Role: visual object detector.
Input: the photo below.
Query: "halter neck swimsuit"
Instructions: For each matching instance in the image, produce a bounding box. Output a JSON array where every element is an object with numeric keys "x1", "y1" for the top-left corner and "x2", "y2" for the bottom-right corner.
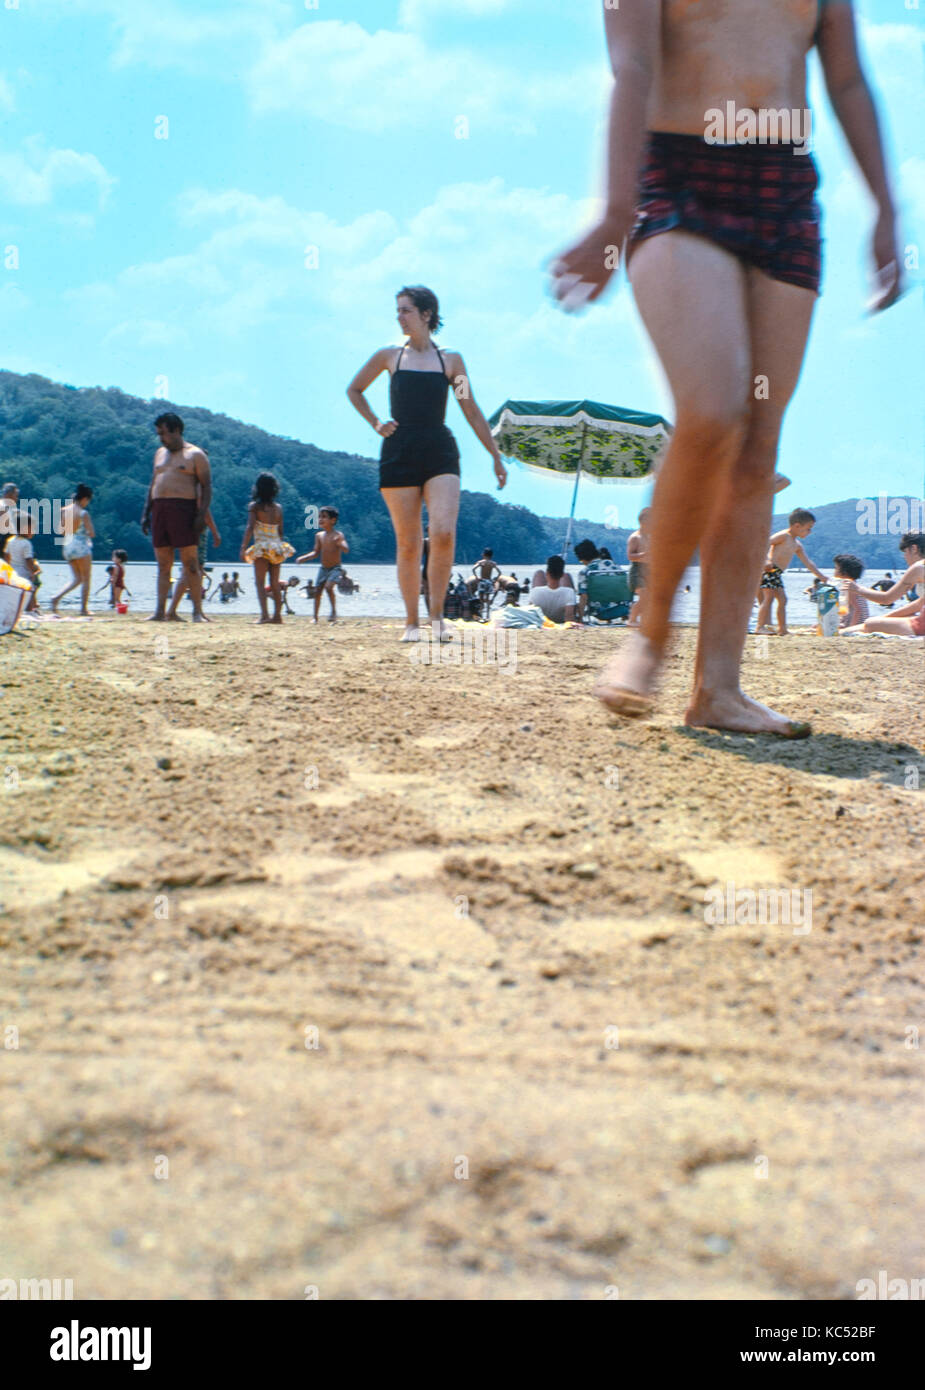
[{"x1": 379, "y1": 343, "x2": 461, "y2": 490}]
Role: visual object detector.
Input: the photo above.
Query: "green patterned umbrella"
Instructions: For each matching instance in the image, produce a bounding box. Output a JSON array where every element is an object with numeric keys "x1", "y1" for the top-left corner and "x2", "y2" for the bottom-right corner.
[{"x1": 489, "y1": 398, "x2": 672, "y2": 554}]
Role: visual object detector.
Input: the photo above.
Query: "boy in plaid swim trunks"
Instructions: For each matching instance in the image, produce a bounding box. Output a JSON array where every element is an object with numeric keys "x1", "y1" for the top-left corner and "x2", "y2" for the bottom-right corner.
[{"x1": 551, "y1": 0, "x2": 902, "y2": 736}]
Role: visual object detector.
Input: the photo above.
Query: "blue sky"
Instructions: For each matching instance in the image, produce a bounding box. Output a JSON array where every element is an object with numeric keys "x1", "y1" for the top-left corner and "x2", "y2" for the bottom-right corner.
[{"x1": 2, "y1": 0, "x2": 922, "y2": 526}]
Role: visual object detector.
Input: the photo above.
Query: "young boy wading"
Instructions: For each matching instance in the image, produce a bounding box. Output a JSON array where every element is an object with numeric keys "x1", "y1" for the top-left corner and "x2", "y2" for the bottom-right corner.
[{"x1": 551, "y1": 0, "x2": 901, "y2": 736}]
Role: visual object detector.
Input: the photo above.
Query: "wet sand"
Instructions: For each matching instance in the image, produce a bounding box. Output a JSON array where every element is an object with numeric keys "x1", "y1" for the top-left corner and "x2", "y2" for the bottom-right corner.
[{"x1": 1, "y1": 615, "x2": 923, "y2": 1299}]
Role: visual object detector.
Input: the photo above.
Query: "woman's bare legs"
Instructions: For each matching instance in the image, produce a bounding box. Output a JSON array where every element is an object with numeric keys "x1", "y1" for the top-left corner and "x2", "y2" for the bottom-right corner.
[
  {"x1": 382, "y1": 487, "x2": 424, "y2": 638},
  {"x1": 595, "y1": 233, "x2": 751, "y2": 713},
  {"x1": 422, "y1": 473, "x2": 461, "y2": 637},
  {"x1": 50, "y1": 556, "x2": 93, "y2": 614},
  {"x1": 686, "y1": 270, "x2": 816, "y2": 734}
]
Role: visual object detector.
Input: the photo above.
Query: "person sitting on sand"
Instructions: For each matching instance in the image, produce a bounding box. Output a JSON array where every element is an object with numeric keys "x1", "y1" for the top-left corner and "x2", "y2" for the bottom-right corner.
[
  {"x1": 574, "y1": 538, "x2": 622, "y2": 622},
  {"x1": 241, "y1": 472, "x2": 296, "y2": 625},
  {"x1": 831, "y1": 553, "x2": 869, "y2": 629},
  {"x1": 756, "y1": 510, "x2": 828, "y2": 636},
  {"x1": 627, "y1": 508, "x2": 651, "y2": 626},
  {"x1": 843, "y1": 532, "x2": 925, "y2": 638},
  {"x1": 297, "y1": 505, "x2": 349, "y2": 624},
  {"x1": 528, "y1": 555, "x2": 578, "y2": 623}
]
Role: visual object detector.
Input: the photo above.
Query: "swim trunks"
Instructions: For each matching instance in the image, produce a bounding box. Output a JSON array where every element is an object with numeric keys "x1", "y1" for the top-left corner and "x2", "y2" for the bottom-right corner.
[
  {"x1": 150, "y1": 497, "x2": 198, "y2": 550},
  {"x1": 628, "y1": 560, "x2": 647, "y2": 594},
  {"x1": 760, "y1": 565, "x2": 786, "y2": 591},
  {"x1": 317, "y1": 565, "x2": 344, "y2": 588},
  {"x1": 628, "y1": 132, "x2": 823, "y2": 295}
]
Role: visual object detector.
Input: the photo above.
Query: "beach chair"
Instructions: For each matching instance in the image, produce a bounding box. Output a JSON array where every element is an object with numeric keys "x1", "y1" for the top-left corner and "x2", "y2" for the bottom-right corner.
[{"x1": 584, "y1": 569, "x2": 632, "y2": 624}]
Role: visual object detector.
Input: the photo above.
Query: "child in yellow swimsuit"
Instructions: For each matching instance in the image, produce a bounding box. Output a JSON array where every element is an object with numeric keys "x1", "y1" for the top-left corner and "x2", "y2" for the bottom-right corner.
[{"x1": 240, "y1": 472, "x2": 295, "y2": 624}]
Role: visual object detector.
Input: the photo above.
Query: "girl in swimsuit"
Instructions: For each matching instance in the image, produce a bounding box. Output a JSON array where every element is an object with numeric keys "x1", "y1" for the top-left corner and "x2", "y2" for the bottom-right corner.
[
  {"x1": 240, "y1": 473, "x2": 295, "y2": 625},
  {"x1": 347, "y1": 286, "x2": 507, "y2": 643},
  {"x1": 51, "y1": 485, "x2": 95, "y2": 616}
]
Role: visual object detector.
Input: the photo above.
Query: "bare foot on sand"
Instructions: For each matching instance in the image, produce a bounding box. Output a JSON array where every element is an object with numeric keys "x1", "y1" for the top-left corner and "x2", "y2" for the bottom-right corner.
[
  {"x1": 254, "y1": 617, "x2": 270, "y2": 625},
  {"x1": 145, "y1": 613, "x2": 165, "y2": 622},
  {"x1": 685, "y1": 689, "x2": 811, "y2": 738},
  {"x1": 399, "y1": 626, "x2": 421, "y2": 643},
  {"x1": 430, "y1": 620, "x2": 454, "y2": 643},
  {"x1": 592, "y1": 633, "x2": 660, "y2": 717}
]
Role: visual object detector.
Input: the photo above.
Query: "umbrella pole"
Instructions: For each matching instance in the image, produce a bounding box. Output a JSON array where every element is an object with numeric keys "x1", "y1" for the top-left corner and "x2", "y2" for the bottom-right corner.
[{"x1": 562, "y1": 422, "x2": 587, "y2": 558}]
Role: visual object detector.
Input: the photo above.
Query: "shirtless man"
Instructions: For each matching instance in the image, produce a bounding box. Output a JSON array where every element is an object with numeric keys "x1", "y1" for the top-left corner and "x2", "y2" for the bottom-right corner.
[
  {"x1": 756, "y1": 508, "x2": 827, "y2": 635},
  {"x1": 141, "y1": 413, "x2": 212, "y2": 622},
  {"x1": 626, "y1": 507, "x2": 651, "y2": 625},
  {"x1": 844, "y1": 532, "x2": 925, "y2": 638},
  {"x1": 468, "y1": 548, "x2": 500, "y2": 597},
  {"x1": 550, "y1": 0, "x2": 901, "y2": 735}
]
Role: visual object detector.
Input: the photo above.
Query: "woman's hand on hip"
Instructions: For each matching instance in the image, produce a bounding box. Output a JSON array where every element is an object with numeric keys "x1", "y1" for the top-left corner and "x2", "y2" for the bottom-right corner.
[{"x1": 375, "y1": 419, "x2": 398, "y2": 438}]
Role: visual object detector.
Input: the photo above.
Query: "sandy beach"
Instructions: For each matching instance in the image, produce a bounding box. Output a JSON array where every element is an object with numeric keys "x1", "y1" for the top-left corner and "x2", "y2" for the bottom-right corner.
[{"x1": 1, "y1": 615, "x2": 922, "y2": 1300}]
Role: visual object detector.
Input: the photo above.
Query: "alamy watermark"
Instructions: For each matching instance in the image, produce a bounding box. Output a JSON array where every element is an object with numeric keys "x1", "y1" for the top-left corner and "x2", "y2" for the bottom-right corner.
[
  {"x1": 0, "y1": 1276, "x2": 75, "y2": 1299},
  {"x1": 409, "y1": 628, "x2": 517, "y2": 673},
  {"x1": 855, "y1": 494, "x2": 925, "y2": 537},
  {"x1": 704, "y1": 103, "x2": 812, "y2": 155},
  {"x1": 704, "y1": 881, "x2": 812, "y2": 934}
]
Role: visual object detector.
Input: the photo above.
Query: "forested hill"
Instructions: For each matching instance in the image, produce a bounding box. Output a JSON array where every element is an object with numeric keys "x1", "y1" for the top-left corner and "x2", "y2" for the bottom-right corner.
[
  {"x1": 0, "y1": 371, "x2": 553, "y2": 564},
  {"x1": 0, "y1": 372, "x2": 917, "y2": 568}
]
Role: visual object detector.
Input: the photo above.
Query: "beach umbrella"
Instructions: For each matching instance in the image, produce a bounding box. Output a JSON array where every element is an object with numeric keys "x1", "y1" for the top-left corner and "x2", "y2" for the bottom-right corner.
[{"x1": 489, "y1": 399, "x2": 672, "y2": 555}]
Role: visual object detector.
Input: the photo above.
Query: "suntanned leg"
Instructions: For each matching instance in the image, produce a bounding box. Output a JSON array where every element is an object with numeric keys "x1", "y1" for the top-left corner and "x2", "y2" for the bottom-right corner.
[
  {"x1": 326, "y1": 583, "x2": 337, "y2": 622},
  {"x1": 777, "y1": 593, "x2": 788, "y2": 636},
  {"x1": 253, "y1": 559, "x2": 270, "y2": 623},
  {"x1": 148, "y1": 547, "x2": 174, "y2": 621},
  {"x1": 756, "y1": 588, "x2": 775, "y2": 630},
  {"x1": 422, "y1": 473, "x2": 461, "y2": 639},
  {"x1": 77, "y1": 556, "x2": 92, "y2": 614},
  {"x1": 594, "y1": 232, "x2": 751, "y2": 715},
  {"x1": 856, "y1": 616, "x2": 917, "y2": 636},
  {"x1": 177, "y1": 544, "x2": 204, "y2": 621},
  {"x1": 269, "y1": 564, "x2": 283, "y2": 623},
  {"x1": 381, "y1": 486, "x2": 425, "y2": 638},
  {"x1": 50, "y1": 561, "x2": 84, "y2": 612},
  {"x1": 686, "y1": 269, "x2": 816, "y2": 735}
]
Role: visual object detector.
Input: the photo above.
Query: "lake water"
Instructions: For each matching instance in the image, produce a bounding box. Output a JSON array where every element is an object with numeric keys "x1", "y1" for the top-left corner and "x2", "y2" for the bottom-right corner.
[{"x1": 29, "y1": 561, "x2": 903, "y2": 627}]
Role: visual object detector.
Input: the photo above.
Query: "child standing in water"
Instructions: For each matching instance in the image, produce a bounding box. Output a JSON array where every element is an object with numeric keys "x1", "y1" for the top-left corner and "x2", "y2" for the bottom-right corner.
[
  {"x1": 297, "y1": 506, "x2": 349, "y2": 623},
  {"x1": 756, "y1": 508, "x2": 828, "y2": 635},
  {"x1": 550, "y1": 0, "x2": 901, "y2": 734},
  {"x1": 240, "y1": 473, "x2": 295, "y2": 624}
]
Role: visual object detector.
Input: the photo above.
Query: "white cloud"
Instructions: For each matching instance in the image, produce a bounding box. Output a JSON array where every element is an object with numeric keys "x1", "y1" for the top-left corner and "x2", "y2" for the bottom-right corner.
[
  {"x1": 60, "y1": 176, "x2": 662, "y2": 426},
  {"x1": 0, "y1": 137, "x2": 115, "y2": 208},
  {"x1": 249, "y1": 19, "x2": 600, "y2": 133}
]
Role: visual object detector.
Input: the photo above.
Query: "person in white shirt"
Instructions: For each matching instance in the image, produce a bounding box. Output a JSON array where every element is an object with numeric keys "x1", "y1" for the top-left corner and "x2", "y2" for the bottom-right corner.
[
  {"x1": 5, "y1": 513, "x2": 41, "y2": 612},
  {"x1": 528, "y1": 554, "x2": 577, "y2": 622}
]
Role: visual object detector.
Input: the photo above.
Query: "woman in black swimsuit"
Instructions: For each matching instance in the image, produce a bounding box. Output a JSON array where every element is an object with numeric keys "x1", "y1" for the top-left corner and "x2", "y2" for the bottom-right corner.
[{"x1": 347, "y1": 286, "x2": 507, "y2": 642}]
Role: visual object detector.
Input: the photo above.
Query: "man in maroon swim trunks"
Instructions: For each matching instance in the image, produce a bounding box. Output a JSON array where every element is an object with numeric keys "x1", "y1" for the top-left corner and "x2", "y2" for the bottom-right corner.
[
  {"x1": 141, "y1": 412, "x2": 212, "y2": 622},
  {"x1": 550, "y1": 0, "x2": 902, "y2": 737}
]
